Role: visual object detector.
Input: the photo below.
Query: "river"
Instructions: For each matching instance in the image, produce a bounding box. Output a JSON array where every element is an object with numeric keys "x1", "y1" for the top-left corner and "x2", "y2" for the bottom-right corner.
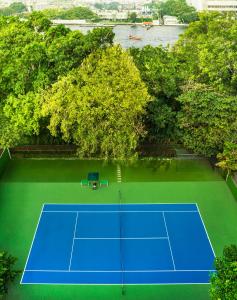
[{"x1": 67, "y1": 24, "x2": 186, "y2": 48}]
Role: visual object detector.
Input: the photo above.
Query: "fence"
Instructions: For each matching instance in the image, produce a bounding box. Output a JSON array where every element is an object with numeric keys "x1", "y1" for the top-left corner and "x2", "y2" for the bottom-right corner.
[
  {"x1": 0, "y1": 149, "x2": 11, "y2": 177},
  {"x1": 10, "y1": 145, "x2": 77, "y2": 158},
  {"x1": 227, "y1": 175, "x2": 237, "y2": 201}
]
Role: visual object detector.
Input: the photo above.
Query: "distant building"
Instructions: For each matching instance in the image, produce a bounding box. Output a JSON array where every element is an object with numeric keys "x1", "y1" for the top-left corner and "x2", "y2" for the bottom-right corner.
[
  {"x1": 153, "y1": 19, "x2": 161, "y2": 25},
  {"x1": 163, "y1": 15, "x2": 180, "y2": 25},
  {"x1": 141, "y1": 4, "x2": 152, "y2": 17},
  {"x1": 52, "y1": 19, "x2": 87, "y2": 25},
  {"x1": 205, "y1": 0, "x2": 237, "y2": 11},
  {"x1": 96, "y1": 9, "x2": 128, "y2": 20},
  {"x1": 0, "y1": 0, "x2": 14, "y2": 8},
  {"x1": 187, "y1": 0, "x2": 237, "y2": 12},
  {"x1": 187, "y1": 0, "x2": 206, "y2": 10}
]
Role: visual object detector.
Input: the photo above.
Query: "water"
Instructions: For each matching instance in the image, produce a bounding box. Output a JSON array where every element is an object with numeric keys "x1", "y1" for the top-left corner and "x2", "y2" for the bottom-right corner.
[{"x1": 67, "y1": 24, "x2": 186, "y2": 48}]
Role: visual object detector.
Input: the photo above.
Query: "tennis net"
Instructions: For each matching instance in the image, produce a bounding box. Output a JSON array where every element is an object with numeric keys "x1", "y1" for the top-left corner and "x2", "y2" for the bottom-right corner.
[{"x1": 118, "y1": 190, "x2": 125, "y2": 295}]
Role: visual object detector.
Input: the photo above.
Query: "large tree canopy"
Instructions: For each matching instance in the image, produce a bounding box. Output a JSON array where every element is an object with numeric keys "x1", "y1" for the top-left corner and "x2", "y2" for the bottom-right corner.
[
  {"x1": 0, "y1": 14, "x2": 114, "y2": 101},
  {"x1": 130, "y1": 46, "x2": 180, "y2": 142},
  {"x1": 177, "y1": 84, "x2": 237, "y2": 157},
  {"x1": 42, "y1": 46, "x2": 150, "y2": 159},
  {"x1": 1, "y1": 12, "x2": 237, "y2": 161},
  {"x1": 0, "y1": 15, "x2": 114, "y2": 148},
  {"x1": 174, "y1": 12, "x2": 237, "y2": 93},
  {"x1": 156, "y1": 0, "x2": 198, "y2": 23}
]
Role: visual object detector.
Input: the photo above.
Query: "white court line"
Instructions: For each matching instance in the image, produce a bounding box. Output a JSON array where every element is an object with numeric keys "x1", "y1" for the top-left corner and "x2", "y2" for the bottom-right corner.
[
  {"x1": 74, "y1": 237, "x2": 168, "y2": 240},
  {"x1": 20, "y1": 205, "x2": 45, "y2": 284},
  {"x1": 162, "y1": 212, "x2": 176, "y2": 270},
  {"x1": 25, "y1": 269, "x2": 216, "y2": 273},
  {"x1": 42, "y1": 210, "x2": 198, "y2": 213},
  {"x1": 69, "y1": 212, "x2": 79, "y2": 271},
  {"x1": 43, "y1": 203, "x2": 198, "y2": 205},
  {"x1": 21, "y1": 282, "x2": 212, "y2": 286},
  {"x1": 196, "y1": 204, "x2": 216, "y2": 257},
  {"x1": 22, "y1": 203, "x2": 215, "y2": 286}
]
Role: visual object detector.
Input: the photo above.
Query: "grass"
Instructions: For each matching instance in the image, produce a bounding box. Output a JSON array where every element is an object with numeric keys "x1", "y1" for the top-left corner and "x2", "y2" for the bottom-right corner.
[{"x1": 0, "y1": 158, "x2": 237, "y2": 300}]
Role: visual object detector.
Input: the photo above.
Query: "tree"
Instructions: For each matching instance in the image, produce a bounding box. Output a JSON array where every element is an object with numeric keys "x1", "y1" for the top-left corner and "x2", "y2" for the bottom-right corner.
[
  {"x1": 210, "y1": 245, "x2": 237, "y2": 299},
  {"x1": 0, "y1": 16, "x2": 114, "y2": 101},
  {"x1": 174, "y1": 12, "x2": 237, "y2": 94},
  {"x1": 27, "y1": 11, "x2": 52, "y2": 32},
  {"x1": 0, "y1": 2, "x2": 27, "y2": 16},
  {"x1": 216, "y1": 142, "x2": 237, "y2": 180},
  {"x1": 94, "y1": 2, "x2": 120, "y2": 10},
  {"x1": 129, "y1": 12, "x2": 137, "y2": 23},
  {"x1": 0, "y1": 16, "x2": 47, "y2": 99},
  {"x1": 83, "y1": 27, "x2": 114, "y2": 53},
  {"x1": 9, "y1": 2, "x2": 27, "y2": 14},
  {"x1": 0, "y1": 251, "x2": 20, "y2": 297},
  {"x1": 130, "y1": 46, "x2": 180, "y2": 142},
  {"x1": 45, "y1": 26, "x2": 114, "y2": 80},
  {"x1": 177, "y1": 84, "x2": 237, "y2": 156},
  {"x1": 105, "y1": 2, "x2": 120, "y2": 10},
  {"x1": 130, "y1": 46, "x2": 180, "y2": 99},
  {"x1": 45, "y1": 6, "x2": 99, "y2": 21},
  {"x1": 0, "y1": 108, "x2": 22, "y2": 148},
  {"x1": 0, "y1": 15, "x2": 115, "y2": 148},
  {"x1": 158, "y1": 0, "x2": 198, "y2": 23},
  {"x1": 42, "y1": 45, "x2": 150, "y2": 159}
]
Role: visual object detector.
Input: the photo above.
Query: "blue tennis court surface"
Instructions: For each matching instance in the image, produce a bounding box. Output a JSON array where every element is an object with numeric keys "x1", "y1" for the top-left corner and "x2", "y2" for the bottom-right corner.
[{"x1": 21, "y1": 203, "x2": 216, "y2": 285}]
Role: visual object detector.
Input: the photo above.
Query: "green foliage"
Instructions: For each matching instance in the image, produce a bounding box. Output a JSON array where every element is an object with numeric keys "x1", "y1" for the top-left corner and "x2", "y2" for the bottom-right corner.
[
  {"x1": 157, "y1": 0, "x2": 198, "y2": 23},
  {"x1": 217, "y1": 142, "x2": 237, "y2": 179},
  {"x1": 42, "y1": 45, "x2": 150, "y2": 159},
  {"x1": 129, "y1": 12, "x2": 138, "y2": 23},
  {"x1": 0, "y1": 11, "x2": 236, "y2": 160},
  {"x1": 0, "y1": 15, "x2": 114, "y2": 148},
  {"x1": 130, "y1": 46, "x2": 180, "y2": 142},
  {"x1": 0, "y1": 251, "x2": 20, "y2": 297},
  {"x1": 83, "y1": 27, "x2": 115, "y2": 52},
  {"x1": 0, "y1": 107, "x2": 22, "y2": 148},
  {"x1": 0, "y1": 91, "x2": 42, "y2": 148},
  {"x1": 0, "y1": 2, "x2": 27, "y2": 16},
  {"x1": 149, "y1": 2, "x2": 160, "y2": 19},
  {"x1": 174, "y1": 12, "x2": 237, "y2": 93},
  {"x1": 0, "y1": 16, "x2": 113, "y2": 100},
  {"x1": 8, "y1": 2, "x2": 26, "y2": 13},
  {"x1": 26, "y1": 11, "x2": 52, "y2": 32},
  {"x1": 130, "y1": 46, "x2": 180, "y2": 99},
  {"x1": 41, "y1": 6, "x2": 99, "y2": 21},
  {"x1": 94, "y1": 2, "x2": 120, "y2": 10},
  {"x1": 210, "y1": 245, "x2": 237, "y2": 300},
  {"x1": 0, "y1": 16, "x2": 46, "y2": 98},
  {"x1": 4, "y1": 92, "x2": 41, "y2": 134},
  {"x1": 177, "y1": 84, "x2": 237, "y2": 156},
  {"x1": 145, "y1": 99, "x2": 177, "y2": 142}
]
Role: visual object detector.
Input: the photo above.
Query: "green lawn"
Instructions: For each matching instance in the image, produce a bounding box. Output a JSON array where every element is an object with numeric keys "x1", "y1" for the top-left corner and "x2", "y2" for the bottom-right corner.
[{"x1": 0, "y1": 159, "x2": 237, "y2": 300}]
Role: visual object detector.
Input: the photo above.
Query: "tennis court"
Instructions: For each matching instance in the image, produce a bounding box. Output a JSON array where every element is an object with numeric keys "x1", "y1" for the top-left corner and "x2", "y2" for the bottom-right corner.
[{"x1": 21, "y1": 203, "x2": 215, "y2": 285}]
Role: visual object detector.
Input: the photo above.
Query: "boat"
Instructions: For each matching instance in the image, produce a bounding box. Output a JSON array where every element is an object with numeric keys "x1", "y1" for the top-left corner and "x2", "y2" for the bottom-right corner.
[
  {"x1": 142, "y1": 21, "x2": 153, "y2": 29},
  {"x1": 129, "y1": 34, "x2": 142, "y2": 41}
]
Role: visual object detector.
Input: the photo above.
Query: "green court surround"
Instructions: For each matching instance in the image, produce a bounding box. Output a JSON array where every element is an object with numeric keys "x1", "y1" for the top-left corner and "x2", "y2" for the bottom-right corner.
[{"x1": 0, "y1": 158, "x2": 237, "y2": 300}]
